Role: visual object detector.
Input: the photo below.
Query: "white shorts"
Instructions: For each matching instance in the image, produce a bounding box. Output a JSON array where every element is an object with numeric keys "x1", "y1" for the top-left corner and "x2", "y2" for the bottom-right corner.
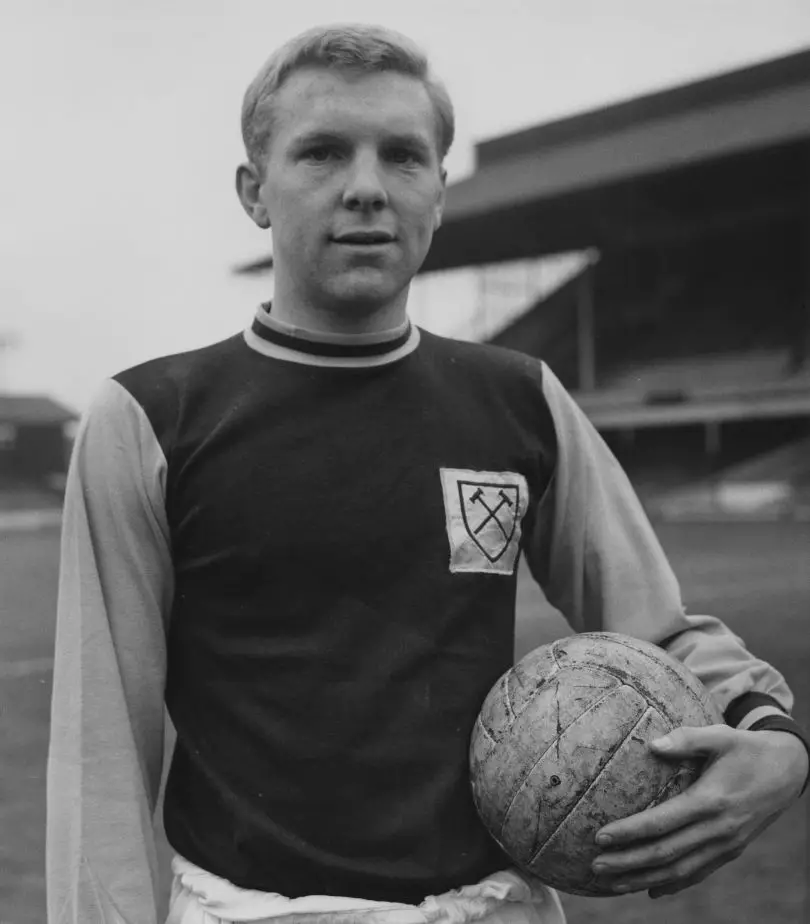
[{"x1": 165, "y1": 854, "x2": 567, "y2": 924}]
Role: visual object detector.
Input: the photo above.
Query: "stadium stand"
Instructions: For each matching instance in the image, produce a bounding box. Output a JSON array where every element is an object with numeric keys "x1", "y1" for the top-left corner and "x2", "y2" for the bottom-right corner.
[{"x1": 437, "y1": 50, "x2": 810, "y2": 518}]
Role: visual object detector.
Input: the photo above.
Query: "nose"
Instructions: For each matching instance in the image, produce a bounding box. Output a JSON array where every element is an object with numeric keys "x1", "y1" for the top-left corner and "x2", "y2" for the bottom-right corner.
[{"x1": 342, "y1": 151, "x2": 388, "y2": 212}]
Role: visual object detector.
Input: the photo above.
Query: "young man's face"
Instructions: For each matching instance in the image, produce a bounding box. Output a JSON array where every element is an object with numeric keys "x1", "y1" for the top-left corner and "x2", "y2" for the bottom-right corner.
[{"x1": 239, "y1": 67, "x2": 447, "y2": 321}]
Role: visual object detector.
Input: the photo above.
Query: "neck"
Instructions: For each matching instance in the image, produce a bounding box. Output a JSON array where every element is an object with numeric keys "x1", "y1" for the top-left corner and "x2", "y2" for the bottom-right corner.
[
  {"x1": 247, "y1": 302, "x2": 419, "y2": 366},
  {"x1": 270, "y1": 277, "x2": 410, "y2": 337}
]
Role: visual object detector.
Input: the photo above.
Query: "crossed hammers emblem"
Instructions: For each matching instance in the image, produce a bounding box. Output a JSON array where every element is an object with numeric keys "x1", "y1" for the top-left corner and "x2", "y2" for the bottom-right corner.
[{"x1": 469, "y1": 486, "x2": 514, "y2": 539}]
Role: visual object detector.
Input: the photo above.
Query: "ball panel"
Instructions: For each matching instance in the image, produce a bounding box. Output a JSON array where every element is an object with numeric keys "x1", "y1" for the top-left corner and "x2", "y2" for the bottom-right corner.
[
  {"x1": 526, "y1": 705, "x2": 696, "y2": 895},
  {"x1": 469, "y1": 717, "x2": 502, "y2": 833},
  {"x1": 477, "y1": 673, "x2": 516, "y2": 741},
  {"x1": 559, "y1": 636, "x2": 701, "y2": 711},
  {"x1": 556, "y1": 634, "x2": 722, "y2": 726},
  {"x1": 508, "y1": 662, "x2": 619, "y2": 725},
  {"x1": 471, "y1": 666, "x2": 622, "y2": 834},
  {"x1": 505, "y1": 643, "x2": 560, "y2": 717},
  {"x1": 499, "y1": 684, "x2": 649, "y2": 864}
]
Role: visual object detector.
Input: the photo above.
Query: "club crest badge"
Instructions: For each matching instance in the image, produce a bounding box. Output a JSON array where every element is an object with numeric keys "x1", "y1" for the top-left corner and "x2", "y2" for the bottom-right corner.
[{"x1": 440, "y1": 468, "x2": 529, "y2": 574}]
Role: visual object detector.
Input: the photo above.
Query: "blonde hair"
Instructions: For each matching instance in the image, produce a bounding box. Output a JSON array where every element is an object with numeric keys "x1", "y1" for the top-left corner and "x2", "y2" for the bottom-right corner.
[{"x1": 241, "y1": 23, "x2": 455, "y2": 172}]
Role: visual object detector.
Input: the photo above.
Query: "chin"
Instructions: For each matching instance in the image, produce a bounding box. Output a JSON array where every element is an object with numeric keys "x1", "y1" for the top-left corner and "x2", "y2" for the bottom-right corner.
[{"x1": 324, "y1": 275, "x2": 404, "y2": 313}]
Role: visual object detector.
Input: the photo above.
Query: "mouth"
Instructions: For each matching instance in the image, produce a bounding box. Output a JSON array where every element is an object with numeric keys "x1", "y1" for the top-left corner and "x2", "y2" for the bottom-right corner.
[{"x1": 332, "y1": 232, "x2": 396, "y2": 246}]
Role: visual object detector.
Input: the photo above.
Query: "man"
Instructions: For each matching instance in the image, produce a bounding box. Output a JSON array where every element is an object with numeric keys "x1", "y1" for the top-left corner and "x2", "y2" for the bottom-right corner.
[{"x1": 46, "y1": 22, "x2": 808, "y2": 924}]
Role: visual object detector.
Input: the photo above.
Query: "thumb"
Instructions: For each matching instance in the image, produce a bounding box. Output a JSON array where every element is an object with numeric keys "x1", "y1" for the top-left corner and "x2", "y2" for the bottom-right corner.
[{"x1": 651, "y1": 723, "x2": 734, "y2": 758}]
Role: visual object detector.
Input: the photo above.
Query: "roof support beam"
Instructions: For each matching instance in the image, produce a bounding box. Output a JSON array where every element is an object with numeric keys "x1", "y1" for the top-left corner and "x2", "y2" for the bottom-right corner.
[
  {"x1": 803, "y1": 159, "x2": 810, "y2": 369},
  {"x1": 576, "y1": 263, "x2": 596, "y2": 391}
]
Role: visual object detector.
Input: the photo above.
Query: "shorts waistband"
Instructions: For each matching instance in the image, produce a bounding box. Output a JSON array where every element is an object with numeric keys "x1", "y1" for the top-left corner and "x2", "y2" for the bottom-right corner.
[{"x1": 167, "y1": 854, "x2": 566, "y2": 924}]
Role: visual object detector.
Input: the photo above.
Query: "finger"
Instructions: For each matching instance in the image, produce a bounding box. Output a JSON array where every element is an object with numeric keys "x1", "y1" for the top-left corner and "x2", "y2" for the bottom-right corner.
[
  {"x1": 649, "y1": 724, "x2": 736, "y2": 761},
  {"x1": 648, "y1": 853, "x2": 735, "y2": 899},
  {"x1": 606, "y1": 840, "x2": 741, "y2": 894},
  {"x1": 593, "y1": 817, "x2": 722, "y2": 875},
  {"x1": 597, "y1": 788, "x2": 713, "y2": 846}
]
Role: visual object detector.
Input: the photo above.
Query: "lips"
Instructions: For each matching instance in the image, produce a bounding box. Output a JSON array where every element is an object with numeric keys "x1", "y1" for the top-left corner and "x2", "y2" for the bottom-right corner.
[{"x1": 333, "y1": 231, "x2": 395, "y2": 244}]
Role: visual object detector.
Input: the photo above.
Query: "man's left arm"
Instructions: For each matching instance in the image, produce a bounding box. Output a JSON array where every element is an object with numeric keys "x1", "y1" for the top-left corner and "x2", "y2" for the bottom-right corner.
[{"x1": 524, "y1": 362, "x2": 809, "y2": 898}]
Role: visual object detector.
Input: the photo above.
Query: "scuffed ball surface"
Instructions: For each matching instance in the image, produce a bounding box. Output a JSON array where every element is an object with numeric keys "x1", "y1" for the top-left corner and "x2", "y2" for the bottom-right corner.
[{"x1": 470, "y1": 632, "x2": 723, "y2": 896}]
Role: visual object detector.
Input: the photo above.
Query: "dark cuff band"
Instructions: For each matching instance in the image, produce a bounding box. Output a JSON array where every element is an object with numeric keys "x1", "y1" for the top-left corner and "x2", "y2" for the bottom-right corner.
[{"x1": 724, "y1": 691, "x2": 786, "y2": 728}]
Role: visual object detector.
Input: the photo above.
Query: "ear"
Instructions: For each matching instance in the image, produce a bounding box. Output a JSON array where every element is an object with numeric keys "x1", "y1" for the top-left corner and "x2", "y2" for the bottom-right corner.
[
  {"x1": 433, "y1": 167, "x2": 447, "y2": 232},
  {"x1": 235, "y1": 162, "x2": 271, "y2": 229}
]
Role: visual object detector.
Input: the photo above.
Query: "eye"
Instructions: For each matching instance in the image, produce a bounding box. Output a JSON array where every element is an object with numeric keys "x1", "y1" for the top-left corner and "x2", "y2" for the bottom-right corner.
[
  {"x1": 388, "y1": 147, "x2": 423, "y2": 166},
  {"x1": 303, "y1": 146, "x2": 338, "y2": 163}
]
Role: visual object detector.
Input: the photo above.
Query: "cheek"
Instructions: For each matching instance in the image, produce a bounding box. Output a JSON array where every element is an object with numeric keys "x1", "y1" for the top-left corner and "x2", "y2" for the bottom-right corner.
[
  {"x1": 262, "y1": 179, "x2": 321, "y2": 238},
  {"x1": 400, "y1": 193, "x2": 441, "y2": 245},
  {"x1": 270, "y1": 201, "x2": 316, "y2": 248}
]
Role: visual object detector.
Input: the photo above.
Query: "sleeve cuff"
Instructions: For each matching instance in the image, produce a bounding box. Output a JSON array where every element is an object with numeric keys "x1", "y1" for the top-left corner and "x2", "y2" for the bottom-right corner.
[
  {"x1": 736, "y1": 705, "x2": 790, "y2": 731},
  {"x1": 723, "y1": 691, "x2": 788, "y2": 728}
]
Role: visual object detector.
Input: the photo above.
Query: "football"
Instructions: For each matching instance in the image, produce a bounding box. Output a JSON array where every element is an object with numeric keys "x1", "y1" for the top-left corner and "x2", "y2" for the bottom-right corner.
[{"x1": 469, "y1": 632, "x2": 723, "y2": 896}]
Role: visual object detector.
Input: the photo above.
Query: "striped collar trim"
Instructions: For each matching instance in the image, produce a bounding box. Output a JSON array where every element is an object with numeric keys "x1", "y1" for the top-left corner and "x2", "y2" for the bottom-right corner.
[{"x1": 244, "y1": 303, "x2": 420, "y2": 367}]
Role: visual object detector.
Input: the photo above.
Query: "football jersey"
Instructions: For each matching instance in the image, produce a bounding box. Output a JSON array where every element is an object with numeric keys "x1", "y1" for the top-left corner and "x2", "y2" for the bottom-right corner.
[{"x1": 46, "y1": 304, "x2": 802, "y2": 924}]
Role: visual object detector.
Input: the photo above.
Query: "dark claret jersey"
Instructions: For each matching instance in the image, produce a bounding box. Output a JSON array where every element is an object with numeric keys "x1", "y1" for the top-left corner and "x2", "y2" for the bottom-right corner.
[{"x1": 47, "y1": 305, "x2": 802, "y2": 924}]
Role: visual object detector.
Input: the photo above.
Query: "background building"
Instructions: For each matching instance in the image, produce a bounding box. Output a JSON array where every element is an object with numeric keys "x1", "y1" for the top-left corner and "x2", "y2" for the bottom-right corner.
[
  {"x1": 426, "y1": 48, "x2": 810, "y2": 518},
  {"x1": 0, "y1": 395, "x2": 75, "y2": 508}
]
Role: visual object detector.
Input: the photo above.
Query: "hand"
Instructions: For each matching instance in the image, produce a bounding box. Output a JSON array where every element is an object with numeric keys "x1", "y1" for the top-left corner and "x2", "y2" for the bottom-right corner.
[{"x1": 590, "y1": 724, "x2": 809, "y2": 899}]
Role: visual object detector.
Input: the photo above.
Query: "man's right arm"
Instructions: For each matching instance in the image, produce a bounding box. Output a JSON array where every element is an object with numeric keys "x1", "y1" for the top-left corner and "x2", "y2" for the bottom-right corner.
[{"x1": 46, "y1": 378, "x2": 174, "y2": 924}]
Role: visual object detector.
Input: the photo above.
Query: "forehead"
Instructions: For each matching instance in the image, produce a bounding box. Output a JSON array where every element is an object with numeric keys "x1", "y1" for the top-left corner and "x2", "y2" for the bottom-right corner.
[{"x1": 268, "y1": 67, "x2": 438, "y2": 150}]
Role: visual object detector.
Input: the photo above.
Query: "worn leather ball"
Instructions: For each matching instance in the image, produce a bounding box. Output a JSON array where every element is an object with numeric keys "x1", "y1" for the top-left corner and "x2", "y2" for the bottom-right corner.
[{"x1": 469, "y1": 632, "x2": 723, "y2": 896}]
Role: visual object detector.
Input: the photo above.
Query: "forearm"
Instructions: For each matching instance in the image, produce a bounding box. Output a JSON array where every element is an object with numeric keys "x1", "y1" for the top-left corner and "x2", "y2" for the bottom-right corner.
[
  {"x1": 660, "y1": 615, "x2": 793, "y2": 716},
  {"x1": 47, "y1": 570, "x2": 166, "y2": 923}
]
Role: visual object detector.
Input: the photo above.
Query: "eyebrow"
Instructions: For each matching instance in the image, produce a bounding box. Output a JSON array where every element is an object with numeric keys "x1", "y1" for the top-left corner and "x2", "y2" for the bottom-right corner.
[{"x1": 291, "y1": 130, "x2": 434, "y2": 156}]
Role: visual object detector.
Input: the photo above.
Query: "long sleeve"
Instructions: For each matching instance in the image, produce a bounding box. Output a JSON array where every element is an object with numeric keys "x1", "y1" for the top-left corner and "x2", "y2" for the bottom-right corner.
[
  {"x1": 46, "y1": 378, "x2": 174, "y2": 924},
  {"x1": 524, "y1": 363, "x2": 795, "y2": 720}
]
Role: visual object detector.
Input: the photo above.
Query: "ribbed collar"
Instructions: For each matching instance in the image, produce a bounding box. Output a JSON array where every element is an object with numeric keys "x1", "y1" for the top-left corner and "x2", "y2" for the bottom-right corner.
[{"x1": 243, "y1": 302, "x2": 421, "y2": 368}]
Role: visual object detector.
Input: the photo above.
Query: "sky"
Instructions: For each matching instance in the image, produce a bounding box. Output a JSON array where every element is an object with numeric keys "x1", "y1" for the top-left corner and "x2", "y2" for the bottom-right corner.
[{"x1": 2, "y1": 0, "x2": 810, "y2": 413}]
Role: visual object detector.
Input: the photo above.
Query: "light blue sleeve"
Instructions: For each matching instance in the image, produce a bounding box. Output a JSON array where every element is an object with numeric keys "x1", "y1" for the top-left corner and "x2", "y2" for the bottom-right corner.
[{"x1": 46, "y1": 378, "x2": 173, "y2": 924}]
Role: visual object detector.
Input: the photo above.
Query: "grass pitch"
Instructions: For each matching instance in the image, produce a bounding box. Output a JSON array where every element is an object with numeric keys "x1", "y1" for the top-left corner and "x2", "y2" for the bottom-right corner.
[
  {"x1": 515, "y1": 523, "x2": 809, "y2": 924},
  {"x1": 1, "y1": 522, "x2": 808, "y2": 924}
]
